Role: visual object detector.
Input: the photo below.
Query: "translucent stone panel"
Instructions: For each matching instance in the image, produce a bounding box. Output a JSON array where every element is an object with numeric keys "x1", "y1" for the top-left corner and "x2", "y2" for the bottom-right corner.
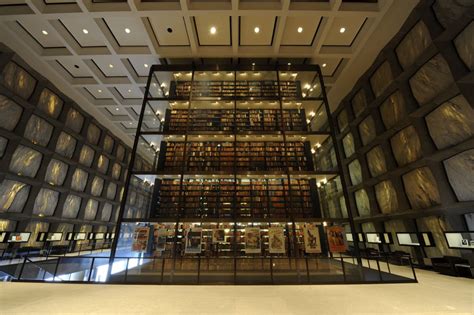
[
  {"x1": 103, "y1": 134, "x2": 114, "y2": 154},
  {"x1": 87, "y1": 123, "x2": 101, "y2": 145},
  {"x1": 425, "y1": 95, "x2": 474, "y2": 150},
  {"x1": 9, "y1": 145, "x2": 42, "y2": 178},
  {"x1": 370, "y1": 61, "x2": 393, "y2": 98},
  {"x1": 354, "y1": 189, "x2": 370, "y2": 217},
  {"x1": 0, "y1": 95, "x2": 23, "y2": 131},
  {"x1": 128, "y1": 191, "x2": 137, "y2": 206},
  {"x1": 417, "y1": 216, "x2": 460, "y2": 257},
  {"x1": 337, "y1": 109, "x2": 349, "y2": 133},
  {"x1": 97, "y1": 155, "x2": 109, "y2": 174},
  {"x1": 384, "y1": 220, "x2": 416, "y2": 254},
  {"x1": 348, "y1": 159, "x2": 362, "y2": 186},
  {"x1": 1, "y1": 62, "x2": 36, "y2": 99},
  {"x1": 33, "y1": 188, "x2": 59, "y2": 216},
  {"x1": 432, "y1": 0, "x2": 474, "y2": 29},
  {"x1": 23, "y1": 221, "x2": 49, "y2": 248},
  {"x1": 403, "y1": 167, "x2": 441, "y2": 209},
  {"x1": 339, "y1": 196, "x2": 348, "y2": 218},
  {"x1": 409, "y1": 54, "x2": 454, "y2": 105},
  {"x1": 0, "y1": 136, "x2": 7, "y2": 158},
  {"x1": 112, "y1": 163, "x2": 121, "y2": 180},
  {"x1": 79, "y1": 145, "x2": 94, "y2": 167},
  {"x1": 454, "y1": 22, "x2": 474, "y2": 70},
  {"x1": 379, "y1": 91, "x2": 407, "y2": 130},
  {"x1": 37, "y1": 88, "x2": 63, "y2": 119},
  {"x1": 375, "y1": 180, "x2": 398, "y2": 214},
  {"x1": 116, "y1": 145, "x2": 126, "y2": 162},
  {"x1": 62, "y1": 194, "x2": 81, "y2": 219},
  {"x1": 101, "y1": 203, "x2": 113, "y2": 221},
  {"x1": 0, "y1": 180, "x2": 30, "y2": 213},
  {"x1": 84, "y1": 199, "x2": 98, "y2": 220},
  {"x1": 366, "y1": 146, "x2": 387, "y2": 177},
  {"x1": 358, "y1": 115, "x2": 376, "y2": 146},
  {"x1": 56, "y1": 223, "x2": 73, "y2": 246},
  {"x1": 351, "y1": 89, "x2": 367, "y2": 118},
  {"x1": 342, "y1": 133, "x2": 355, "y2": 158},
  {"x1": 71, "y1": 169, "x2": 88, "y2": 192},
  {"x1": 91, "y1": 176, "x2": 104, "y2": 197},
  {"x1": 0, "y1": 219, "x2": 16, "y2": 232},
  {"x1": 444, "y1": 149, "x2": 474, "y2": 201},
  {"x1": 390, "y1": 125, "x2": 422, "y2": 166},
  {"x1": 24, "y1": 115, "x2": 54, "y2": 147},
  {"x1": 106, "y1": 182, "x2": 117, "y2": 200},
  {"x1": 45, "y1": 159, "x2": 68, "y2": 186},
  {"x1": 396, "y1": 22, "x2": 432, "y2": 69},
  {"x1": 65, "y1": 109, "x2": 84, "y2": 134},
  {"x1": 55, "y1": 132, "x2": 77, "y2": 158}
]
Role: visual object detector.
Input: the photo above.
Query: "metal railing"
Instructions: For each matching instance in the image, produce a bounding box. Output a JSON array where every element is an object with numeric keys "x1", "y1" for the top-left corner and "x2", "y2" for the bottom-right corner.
[{"x1": 10, "y1": 254, "x2": 417, "y2": 285}]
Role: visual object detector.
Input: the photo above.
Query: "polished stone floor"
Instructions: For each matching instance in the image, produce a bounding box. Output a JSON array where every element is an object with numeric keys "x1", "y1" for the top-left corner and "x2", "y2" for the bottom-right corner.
[{"x1": 0, "y1": 267, "x2": 472, "y2": 315}]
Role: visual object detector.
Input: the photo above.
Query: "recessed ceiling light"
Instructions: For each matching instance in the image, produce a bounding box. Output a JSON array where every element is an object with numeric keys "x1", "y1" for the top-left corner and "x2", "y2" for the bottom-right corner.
[
  {"x1": 287, "y1": 63, "x2": 291, "y2": 66},
  {"x1": 210, "y1": 26, "x2": 217, "y2": 35},
  {"x1": 297, "y1": 27, "x2": 303, "y2": 33},
  {"x1": 128, "y1": 89, "x2": 132, "y2": 93},
  {"x1": 125, "y1": 28, "x2": 131, "y2": 34},
  {"x1": 129, "y1": 122, "x2": 132, "y2": 125},
  {"x1": 82, "y1": 29, "x2": 89, "y2": 34},
  {"x1": 252, "y1": 62, "x2": 255, "y2": 66},
  {"x1": 340, "y1": 27, "x2": 346, "y2": 33},
  {"x1": 115, "y1": 107, "x2": 119, "y2": 111},
  {"x1": 144, "y1": 64, "x2": 148, "y2": 68},
  {"x1": 322, "y1": 63, "x2": 327, "y2": 68},
  {"x1": 98, "y1": 89, "x2": 102, "y2": 93},
  {"x1": 254, "y1": 27, "x2": 260, "y2": 34},
  {"x1": 42, "y1": 30, "x2": 48, "y2": 35},
  {"x1": 108, "y1": 64, "x2": 114, "y2": 68}
]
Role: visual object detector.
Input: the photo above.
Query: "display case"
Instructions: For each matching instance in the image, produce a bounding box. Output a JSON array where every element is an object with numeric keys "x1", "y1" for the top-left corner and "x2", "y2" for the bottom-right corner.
[
  {"x1": 46, "y1": 232, "x2": 63, "y2": 242},
  {"x1": 8, "y1": 232, "x2": 31, "y2": 243},
  {"x1": 444, "y1": 232, "x2": 474, "y2": 250},
  {"x1": 396, "y1": 232, "x2": 435, "y2": 247}
]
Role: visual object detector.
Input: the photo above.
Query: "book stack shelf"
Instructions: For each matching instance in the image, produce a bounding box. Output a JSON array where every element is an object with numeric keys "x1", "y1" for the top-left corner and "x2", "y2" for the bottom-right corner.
[{"x1": 112, "y1": 65, "x2": 360, "y2": 284}]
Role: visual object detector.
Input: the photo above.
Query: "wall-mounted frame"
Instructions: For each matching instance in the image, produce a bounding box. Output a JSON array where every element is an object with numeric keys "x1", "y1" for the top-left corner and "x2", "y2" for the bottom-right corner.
[
  {"x1": 444, "y1": 231, "x2": 474, "y2": 250},
  {"x1": 382, "y1": 232, "x2": 393, "y2": 244},
  {"x1": 0, "y1": 232, "x2": 8, "y2": 243},
  {"x1": 73, "y1": 232, "x2": 86, "y2": 240},
  {"x1": 66, "y1": 232, "x2": 73, "y2": 241},
  {"x1": 346, "y1": 233, "x2": 354, "y2": 242},
  {"x1": 8, "y1": 232, "x2": 31, "y2": 243},
  {"x1": 88, "y1": 232, "x2": 95, "y2": 240},
  {"x1": 396, "y1": 233, "x2": 420, "y2": 247},
  {"x1": 419, "y1": 232, "x2": 435, "y2": 247},
  {"x1": 36, "y1": 232, "x2": 47, "y2": 242},
  {"x1": 95, "y1": 233, "x2": 105, "y2": 240},
  {"x1": 366, "y1": 232, "x2": 382, "y2": 244},
  {"x1": 357, "y1": 233, "x2": 365, "y2": 242},
  {"x1": 46, "y1": 232, "x2": 63, "y2": 242}
]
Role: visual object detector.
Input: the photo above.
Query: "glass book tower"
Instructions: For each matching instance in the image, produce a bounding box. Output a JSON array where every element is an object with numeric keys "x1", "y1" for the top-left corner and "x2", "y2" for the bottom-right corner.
[{"x1": 110, "y1": 64, "x2": 362, "y2": 284}]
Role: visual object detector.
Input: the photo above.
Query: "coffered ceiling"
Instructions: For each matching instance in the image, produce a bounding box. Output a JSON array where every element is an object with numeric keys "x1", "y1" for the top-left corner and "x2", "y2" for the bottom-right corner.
[{"x1": 0, "y1": 0, "x2": 418, "y2": 146}]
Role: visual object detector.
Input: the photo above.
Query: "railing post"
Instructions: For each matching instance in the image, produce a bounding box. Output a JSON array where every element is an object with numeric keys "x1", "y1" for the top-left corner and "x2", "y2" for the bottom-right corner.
[
  {"x1": 376, "y1": 258, "x2": 382, "y2": 282},
  {"x1": 409, "y1": 256, "x2": 417, "y2": 282},
  {"x1": 160, "y1": 258, "x2": 165, "y2": 284},
  {"x1": 124, "y1": 258, "x2": 130, "y2": 283},
  {"x1": 17, "y1": 257, "x2": 28, "y2": 280},
  {"x1": 340, "y1": 255, "x2": 346, "y2": 282},
  {"x1": 197, "y1": 257, "x2": 201, "y2": 284},
  {"x1": 52, "y1": 257, "x2": 61, "y2": 281},
  {"x1": 270, "y1": 257, "x2": 274, "y2": 284},
  {"x1": 87, "y1": 258, "x2": 96, "y2": 282},
  {"x1": 305, "y1": 257, "x2": 310, "y2": 283}
]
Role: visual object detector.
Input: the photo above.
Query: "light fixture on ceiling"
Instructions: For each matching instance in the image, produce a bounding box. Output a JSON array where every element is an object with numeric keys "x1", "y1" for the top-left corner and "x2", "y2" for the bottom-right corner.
[
  {"x1": 297, "y1": 27, "x2": 303, "y2": 33},
  {"x1": 128, "y1": 89, "x2": 132, "y2": 93},
  {"x1": 115, "y1": 107, "x2": 119, "y2": 111},
  {"x1": 287, "y1": 63, "x2": 291, "y2": 66},
  {"x1": 144, "y1": 64, "x2": 149, "y2": 68},
  {"x1": 125, "y1": 28, "x2": 131, "y2": 34},
  {"x1": 254, "y1": 26, "x2": 260, "y2": 34},
  {"x1": 108, "y1": 64, "x2": 114, "y2": 68},
  {"x1": 322, "y1": 63, "x2": 327, "y2": 68},
  {"x1": 42, "y1": 30, "x2": 48, "y2": 35},
  {"x1": 210, "y1": 26, "x2": 217, "y2": 35},
  {"x1": 252, "y1": 62, "x2": 255, "y2": 66},
  {"x1": 339, "y1": 27, "x2": 346, "y2": 33},
  {"x1": 98, "y1": 89, "x2": 102, "y2": 93},
  {"x1": 82, "y1": 29, "x2": 89, "y2": 34}
]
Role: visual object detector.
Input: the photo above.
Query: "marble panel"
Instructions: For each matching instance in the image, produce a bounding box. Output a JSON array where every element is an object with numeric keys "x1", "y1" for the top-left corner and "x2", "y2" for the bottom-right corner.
[
  {"x1": 55, "y1": 132, "x2": 77, "y2": 158},
  {"x1": 56, "y1": 223, "x2": 73, "y2": 246},
  {"x1": 9, "y1": 145, "x2": 42, "y2": 178},
  {"x1": 103, "y1": 135, "x2": 114, "y2": 154},
  {"x1": 417, "y1": 216, "x2": 460, "y2": 257},
  {"x1": 116, "y1": 145, "x2": 126, "y2": 162},
  {"x1": 0, "y1": 180, "x2": 30, "y2": 213},
  {"x1": 390, "y1": 125, "x2": 422, "y2": 166},
  {"x1": 354, "y1": 189, "x2": 370, "y2": 217},
  {"x1": 375, "y1": 180, "x2": 398, "y2": 214},
  {"x1": 37, "y1": 88, "x2": 63, "y2": 119},
  {"x1": 33, "y1": 188, "x2": 59, "y2": 216},
  {"x1": 403, "y1": 167, "x2": 441, "y2": 209},
  {"x1": 128, "y1": 191, "x2": 137, "y2": 206},
  {"x1": 79, "y1": 145, "x2": 95, "y2": 167},
  {"x1": 466, "y1": 213, "x2": 474, "y2": 230},
  {"x1": 62, "y1": 195, "x2": 81, "y2": 219},
  {"x1": 112, "y1": 163, "x2": 121, "y2": 180},
  {"x1": 91, "y1": 176, "x2": 104, "y2": 197},
  {"x1": 337, "y1": 109, "x2": 349, "y2": 133},
  {"x1": 384, "y1": 220, "x2": 415, "y2": 254},
  {"x1": 65, "y1": 109, "x2": 84, "y2": 134},
  {"x1": 45, "y1": 159, "x2": 68, "y2": 186},
  {"x1": 454, "y1": 22, "x2": 474, "y2": 71},
  {"x1": 370, "y1": 61, "x2": 393, "y2": 98},
  {"x1": 84, "y1": 199, "x2": 98, "y2": 220},
  {"x1": 97, "y1": 155, "x2": 109, "y2": 174},
  {"x1": 358, "y1": 115, "x2": 376, "y2": 146},
  {"x1": 396, "y1": 22, "x2": 432, "y2": 69},
  {"x1": 409, "y1": 54, "x2": 454, "y2": 105},
  {"x1": 444, "y1": 149, "x2": 474, "y2": 201},
  {"x1": 351, "y1": 89, "x2": 367, "y2": 118},
  {"x1": 366, "y1": 146, "x2": 387, "y2": 177},
  {"x1": 106, "y1": 182, "x2": 117, "y2": 200},
  {"x1": 432, "y1": 0, "x2": 474, "y2": 29},
  {"x1": 425, "y1": 95, "x2": 474, "y2": 150},
  {"x1": 348, "y1": 159, "x2": 362, "y2": 186},
  {"x1": 327, "y1": 199, "x2": 338, "y2": 219},
  {"x1": 24, "y1": 115, "x2": 54, "y2": 147},
  {"x1": 0, "y1": 219, "x2": 16, "y2": 232},
  {"x1": 339, "y1": 196, "x2": 348, "y2": 218},
  {"x1": 0, "y1": 94, "x2": 23, "y2": 131},
  {"x1": 87, "y1": 123, "x2": 101, "y2": 145},
  {"x1": 71, "y1": 169, "x2": 88, "y2": 192},
  {"x1": 342, "y1": 133, "x2": 355, "y2": 158},
  {"x1": 379, "y1": 91, "x2": 407, "y2": 129},
  {"x1": 1, "y1": 62, "x2": 36, "y2": 99},
  {"x1": 0, "y1": 136, "x2": 7, "y2": 158},
  {"x1": 101, "y1": 203, "x2": 113, "y2": 222},
  {"x1": 23, "y1": 221, "x2": 49, "y2": 248}
]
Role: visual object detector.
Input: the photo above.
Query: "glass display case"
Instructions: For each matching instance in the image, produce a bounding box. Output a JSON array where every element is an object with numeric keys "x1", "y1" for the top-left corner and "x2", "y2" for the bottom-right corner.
[{"x1": 444, "y1": 232, "x2": 474, "y2": 250}]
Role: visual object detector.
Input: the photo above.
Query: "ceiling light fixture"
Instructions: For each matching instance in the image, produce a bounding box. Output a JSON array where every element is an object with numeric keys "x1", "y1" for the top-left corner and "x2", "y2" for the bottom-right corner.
[
  {"x1": 82, "y1": 29, "x2": 89, "y2": 34},
  {"x1": 144, "y1": 64, "x2": 148, "y2": 68},
  {"x1": 287, "y1": 63, "x2": 291, "y2": 66},
  {"x1": 98, "y1": 89, "x2": 102, "y2": 93},
  {"x1": 339, "y1": 27, "x2": 346, "y2": 33},
  {"x1": 115, "y1": 107, "x2": 119, "y2": 111},
  {"x1": 128, "y1": 89, "x2": 132, "y2": 93},
  {"x1": 297, "y1": 27, "x2": 303, "y2": 33},
  {"x1": 125, "y1": 28, "x2": 131, "y2": 34},
  {"x1": 210, "y1": 26, "x2": 217, "y2": 35},
  {"x1": 322, "y1": 63, "x2": 327, "y2": 68},
  {"x1": 108, "y1": 64, "x2": 114, "y2": 68},
  {"x1": 254, "y1": 27, "x2": 260, "y2": 34},
  {"x1": 42, "y1": 30, "x2": 48, "y2": 35}
]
